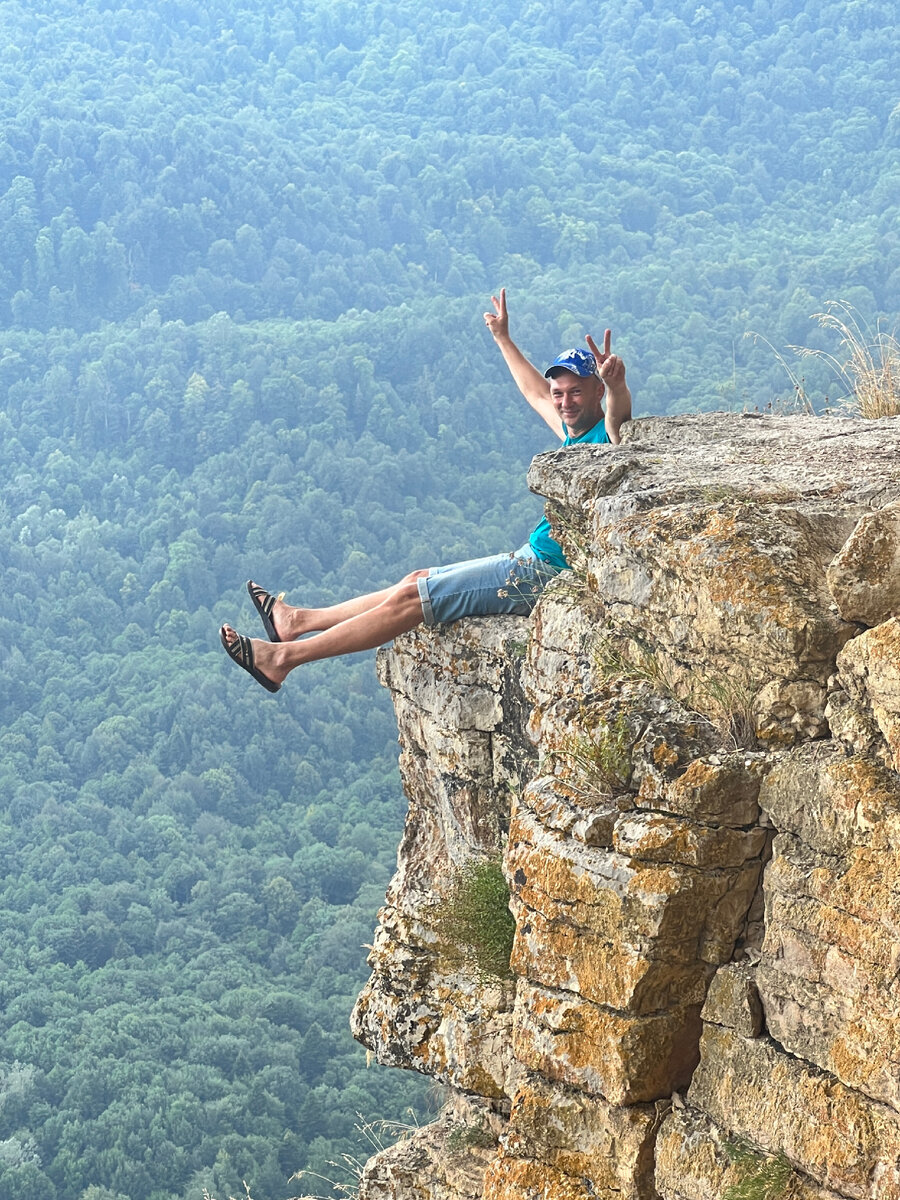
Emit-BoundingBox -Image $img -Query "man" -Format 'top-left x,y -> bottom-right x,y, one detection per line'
220,288 -> 631,692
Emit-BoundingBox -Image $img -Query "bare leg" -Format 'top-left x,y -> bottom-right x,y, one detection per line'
251,570 -> 429,640
223,579 -> 426,687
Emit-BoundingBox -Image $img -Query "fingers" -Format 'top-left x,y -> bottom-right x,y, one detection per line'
586,329 -> 613,360
598,355 -> 624,382
484,287 -> 507,328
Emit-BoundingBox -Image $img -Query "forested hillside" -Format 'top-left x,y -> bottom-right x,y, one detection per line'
0,0 -> 898,1198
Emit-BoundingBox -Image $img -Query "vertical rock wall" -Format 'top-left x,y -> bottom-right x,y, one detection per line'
351,415 -> 900,1200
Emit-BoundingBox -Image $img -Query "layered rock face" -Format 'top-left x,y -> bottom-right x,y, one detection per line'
351,414 -> 900,1200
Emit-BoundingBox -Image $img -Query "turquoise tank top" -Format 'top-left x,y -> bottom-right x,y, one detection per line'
528,419 -> 611,569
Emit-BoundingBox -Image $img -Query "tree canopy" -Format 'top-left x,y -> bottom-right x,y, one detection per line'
1,0 -> 898,1197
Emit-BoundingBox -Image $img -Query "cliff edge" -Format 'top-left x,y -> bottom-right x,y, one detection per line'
350,413 -> 900,1200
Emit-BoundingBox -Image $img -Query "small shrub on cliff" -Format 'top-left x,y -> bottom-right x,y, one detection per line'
593,634 -> 678,696
446,1121 -> 496,1153
692,671 -> 758,750
550,712 -> 633,797
429,857 -> 515,982
722,1139 -> 798,1200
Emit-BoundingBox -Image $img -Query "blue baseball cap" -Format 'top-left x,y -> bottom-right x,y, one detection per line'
544,348 -> 598,379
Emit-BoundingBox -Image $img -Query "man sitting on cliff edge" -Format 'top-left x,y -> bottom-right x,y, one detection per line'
220,288 -> 632,692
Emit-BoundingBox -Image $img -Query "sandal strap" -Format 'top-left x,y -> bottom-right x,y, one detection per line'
249,583 -> 275,618
224,630 -> 253,669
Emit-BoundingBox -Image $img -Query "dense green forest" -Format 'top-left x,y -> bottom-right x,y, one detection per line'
0,0 -> 899,1197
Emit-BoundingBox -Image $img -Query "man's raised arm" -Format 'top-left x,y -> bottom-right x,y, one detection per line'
586,330 -> 632,444
483,287 -> 563,437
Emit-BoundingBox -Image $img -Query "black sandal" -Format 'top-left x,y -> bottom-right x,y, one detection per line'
247,580 -> 283,642
220,626 -> 281,693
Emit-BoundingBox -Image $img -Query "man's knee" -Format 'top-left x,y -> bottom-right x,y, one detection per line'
389,578 -> 426,620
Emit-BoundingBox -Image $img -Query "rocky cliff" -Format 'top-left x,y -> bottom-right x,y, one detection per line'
350,413 -> 900,1200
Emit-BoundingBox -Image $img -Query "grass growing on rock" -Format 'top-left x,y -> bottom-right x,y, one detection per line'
549,714 -> 634,797
722,1139 -> 798,1200
429,857 -> 516,982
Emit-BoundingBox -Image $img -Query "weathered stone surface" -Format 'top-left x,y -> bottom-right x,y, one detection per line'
656,1105 -> 844,1200
634,752 -> 767,826
528,413 -> 893,744
825,683 -> 885,761
387,707 -> 499,902
828,500 -> 900,626
520,773 -> 628,846
687,1023 -> 900,1199
836,618 -> 900,771
612,810 -> 767,868
759,741 -> 900,856
512,980 -> 701,1105
354,618 -> 533,1099
542,412 -> 900,513
484,1071 -> 661,1200
378,617 -> 533,733
507,600 -> 766,1110
352,960 -> 513,1097
522,583 -> 602,721
700,962 -> 764,1038
753,743 -> 900,1110
507,801 -> 763,1014
585,502 -> 852,743
357,1094 -> 500,1200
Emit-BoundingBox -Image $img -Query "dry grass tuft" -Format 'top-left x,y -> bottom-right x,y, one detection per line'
795,301 -> 900,418
749,302 -> 900,418
289,1112 -> 422,1199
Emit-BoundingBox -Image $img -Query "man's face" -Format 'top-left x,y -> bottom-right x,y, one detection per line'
548,370 -> 605,436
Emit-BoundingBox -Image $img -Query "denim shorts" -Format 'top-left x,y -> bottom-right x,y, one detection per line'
417,544 -> 560,627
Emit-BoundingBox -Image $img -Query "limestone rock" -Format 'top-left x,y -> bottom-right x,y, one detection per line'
507,800 -> 762,1018
656,1105 -> 844,1200
357,1094 -> 501,1200
756,743 -> 900,1110
353,618 -> 533,1097
687,1023 -> 900,1199
584,500 -> 851,743
353,416 -> 900,1200
825,684 -> 885,760
512,979 -> 702,1104
836,618 -> 900,771
484,1071 -> 661,1200
351,950 -> 514,1097
634,752 -> 768,826
612,810 -> 767,868
522,582 -> 603,723
758,740 -> 900,856
828,500 -> 900,626
700,962 -> 764,1038
528,413 -> 896,744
